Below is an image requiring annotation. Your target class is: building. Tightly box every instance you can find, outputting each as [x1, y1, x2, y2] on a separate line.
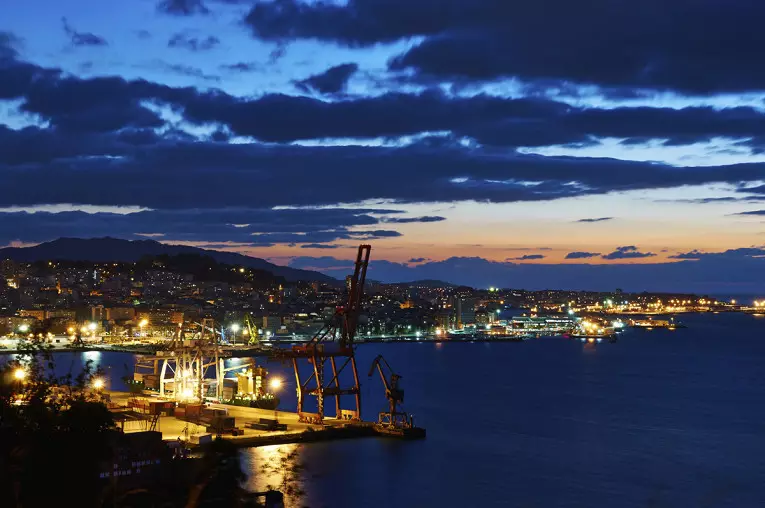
[106, 307, 136, 321]
[19, 309, 46, 321]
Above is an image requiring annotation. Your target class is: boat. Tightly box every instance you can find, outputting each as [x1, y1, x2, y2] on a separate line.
[630, 317, 685, 330]
[374, 422, 426, 439]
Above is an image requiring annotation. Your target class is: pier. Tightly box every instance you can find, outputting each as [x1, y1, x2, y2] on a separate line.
[106, 390, 400, 449]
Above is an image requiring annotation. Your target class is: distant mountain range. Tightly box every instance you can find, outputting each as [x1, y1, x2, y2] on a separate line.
[388, 279, 458, 288]
[0, 238, 338, 284]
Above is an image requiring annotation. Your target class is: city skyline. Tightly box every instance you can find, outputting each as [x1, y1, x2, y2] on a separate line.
[3, 0, 765, 291]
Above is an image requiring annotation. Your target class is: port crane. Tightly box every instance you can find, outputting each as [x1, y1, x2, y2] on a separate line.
[244, 313, 260, 346]
[133, 318, 232, 403]
[278, 244, 371, 424]
[368, 355, 416, 432]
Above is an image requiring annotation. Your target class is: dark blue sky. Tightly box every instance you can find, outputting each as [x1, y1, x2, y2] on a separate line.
[2, 0, 765, 292]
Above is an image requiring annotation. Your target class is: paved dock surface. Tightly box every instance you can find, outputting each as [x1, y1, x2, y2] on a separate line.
[106, 391, 376, 448]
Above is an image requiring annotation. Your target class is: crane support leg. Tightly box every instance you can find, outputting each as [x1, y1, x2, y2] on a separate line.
[330, 357, 341, 417]
[292, 358, 303, 414]
[351, 355, 361, 419]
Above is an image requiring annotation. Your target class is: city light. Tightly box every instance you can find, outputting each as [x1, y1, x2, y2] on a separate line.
[88, 322, 97, 331]
[139, 319, 149, 327]
[181, 388, 194, 400]
[13, 368, 26, 380]
[230, 323, 240, 332]
[92, 378, 105, 390]
[269, 378, 282, 391]
[67, 327, 75, 334]
[18, 324, 29, 333]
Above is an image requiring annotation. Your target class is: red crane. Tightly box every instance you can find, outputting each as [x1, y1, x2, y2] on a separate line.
[368, 354, 425, 438]
[287, 245, 371, 424]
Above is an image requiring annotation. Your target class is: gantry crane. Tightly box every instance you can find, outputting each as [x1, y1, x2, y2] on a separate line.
[134, 318, 230, 403]
[279, 244, 371, 424]
[244, 313, 260, 346]
[368, 354, 414, 431]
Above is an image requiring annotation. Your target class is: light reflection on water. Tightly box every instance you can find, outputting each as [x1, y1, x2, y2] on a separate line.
[240, 444, 313, 508]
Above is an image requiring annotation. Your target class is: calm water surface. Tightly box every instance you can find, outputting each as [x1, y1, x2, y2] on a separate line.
[48, 312, 765, 507]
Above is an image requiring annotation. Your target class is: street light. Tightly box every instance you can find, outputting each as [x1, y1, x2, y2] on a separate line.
[18, 324, 29, 334]
[230, 323, 240, 345]
[269, 378, 282, 423]
[92, 378, 105, 390]
[13, 368, 26, 381]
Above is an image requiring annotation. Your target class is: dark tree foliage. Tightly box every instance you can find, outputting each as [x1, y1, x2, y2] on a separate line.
[0, 349, 277, 507]
[0, 348, 115, 507]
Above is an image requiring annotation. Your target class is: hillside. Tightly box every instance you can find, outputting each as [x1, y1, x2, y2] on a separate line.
[0, 237, 338, 284]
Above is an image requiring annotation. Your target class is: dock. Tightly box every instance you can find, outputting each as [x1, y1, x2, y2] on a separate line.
[105, 391, 415, 449]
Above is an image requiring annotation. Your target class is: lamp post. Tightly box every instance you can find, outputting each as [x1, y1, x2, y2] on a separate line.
[230, 323, 240, 346]
[269, 377, 282, 423]
[13, 367, 26, 397]
[138, 319, 148, 339]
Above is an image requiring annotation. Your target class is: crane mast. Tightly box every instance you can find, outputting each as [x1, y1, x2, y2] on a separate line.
[282, 244, 371, 424]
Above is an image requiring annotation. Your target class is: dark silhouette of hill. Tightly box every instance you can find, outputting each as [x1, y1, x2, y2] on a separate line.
[0, 237, 338, 284]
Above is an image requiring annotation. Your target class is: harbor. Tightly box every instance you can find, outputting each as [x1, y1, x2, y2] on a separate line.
[104, 389, 400, 449]
[95, 246, 425, 455]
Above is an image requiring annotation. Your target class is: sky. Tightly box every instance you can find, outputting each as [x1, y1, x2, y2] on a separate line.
[2, 0, 765, 292]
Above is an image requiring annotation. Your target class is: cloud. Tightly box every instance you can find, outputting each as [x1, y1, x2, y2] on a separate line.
[157, 0, 210, 16]
[168, 33, 220, 51]
[384, 216, 446, 224]
[268, 43, 287, 64]
[153, 62, 220, 82]
[288, 253, 765, 293]
[565, 251, 601, 259]
[664, 196, 765, 204]
[3, 54, 765, 213]
[669, 247, 765, 260]
[61, 18, 108, 47]
[135, 30, 152, 40]
[295, 63, 358, 94]
[0, 31, 22, 59]
[9, 52, 765, 152]
[408, 257, 430, 263]
[220, 61, 263, 72]
[301, 244, 341, 249]
[736, 209, 765, 216]
[577, 217, 613, 223]
[0, 209, 410, 246]
[243, 0, 765, 94]
[602, 246, 656, 260]
[507, 254, 545, 260]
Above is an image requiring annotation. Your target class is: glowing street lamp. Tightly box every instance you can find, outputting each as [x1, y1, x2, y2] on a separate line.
[88, 322, 97, 332]
[18, 324, 29, 334]
[138, 319, 148, 337]
[269, 377, 282, 422]
[13, 368, 26, 381]
[230, 323, 240, 345]
[92, 378, 105, 390]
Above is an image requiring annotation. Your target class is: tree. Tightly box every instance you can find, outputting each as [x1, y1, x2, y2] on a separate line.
[0, 347, 115, 507]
